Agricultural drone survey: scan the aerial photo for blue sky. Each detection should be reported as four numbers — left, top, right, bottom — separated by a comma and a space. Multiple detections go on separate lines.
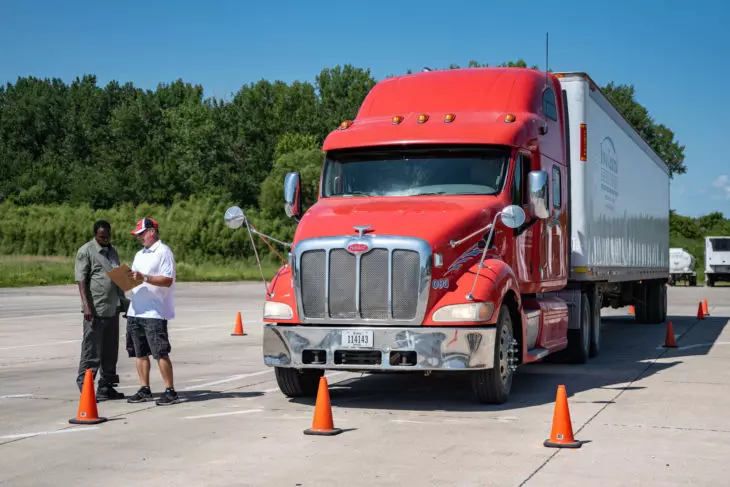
2, 0, 727, 217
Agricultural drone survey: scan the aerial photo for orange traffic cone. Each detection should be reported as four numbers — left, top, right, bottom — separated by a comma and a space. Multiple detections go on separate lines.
628, 305, 635, 315
663, 321, 677, 348
697, 302, 705, 320
702, 299, 710, 317
231, 311, 246, 336
544, 385, 581, 449
304, 376, 342, 436
69, 369, 107, 425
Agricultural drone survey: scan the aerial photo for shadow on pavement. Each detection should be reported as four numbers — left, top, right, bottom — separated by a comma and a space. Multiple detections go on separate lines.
288, 311, 728, 413
177, 390, 264, 403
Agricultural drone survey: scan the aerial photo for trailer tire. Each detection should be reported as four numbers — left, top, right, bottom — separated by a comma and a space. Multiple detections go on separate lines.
274, 367, 324, 398
470, 305, 515, 405
566, 292, 591, 364
589, 290, 601, 358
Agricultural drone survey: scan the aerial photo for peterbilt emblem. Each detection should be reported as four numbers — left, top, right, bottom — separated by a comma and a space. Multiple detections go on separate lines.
346, 242, 370, 254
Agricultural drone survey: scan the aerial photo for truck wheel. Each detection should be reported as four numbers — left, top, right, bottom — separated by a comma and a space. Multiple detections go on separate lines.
690, 276, 697, 287
566, 292, 590, 364
274, 367, 324, 398
470, 305, 516, 405
589, 290, 601, 358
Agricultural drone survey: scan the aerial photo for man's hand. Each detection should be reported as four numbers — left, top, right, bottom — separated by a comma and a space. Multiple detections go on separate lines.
83, 304, 93, 322
127, 270, 145, 282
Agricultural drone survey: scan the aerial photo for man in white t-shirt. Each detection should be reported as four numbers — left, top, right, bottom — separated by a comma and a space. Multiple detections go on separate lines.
124, 217, 179, 406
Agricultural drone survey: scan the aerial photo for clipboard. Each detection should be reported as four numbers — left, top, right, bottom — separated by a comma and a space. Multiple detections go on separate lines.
106, 264, 142, 292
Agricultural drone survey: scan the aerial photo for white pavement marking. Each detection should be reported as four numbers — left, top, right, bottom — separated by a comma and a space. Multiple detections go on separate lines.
185, 409, 263, 420
0, 394, 33, 399
0, 339, 79, 351
655, 341, 730, 351
0, 427, 99, 440
183, 370, 273, 390
0, 312, 81, 321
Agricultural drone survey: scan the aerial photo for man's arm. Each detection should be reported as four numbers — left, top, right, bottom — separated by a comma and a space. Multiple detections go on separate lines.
129, 249, 176, 288
74, 247, 92, 321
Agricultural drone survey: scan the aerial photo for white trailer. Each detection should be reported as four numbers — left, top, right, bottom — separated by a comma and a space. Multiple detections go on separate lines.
558, 72, 671, 324
705, 236, 730, 286
669, 247, 697, 286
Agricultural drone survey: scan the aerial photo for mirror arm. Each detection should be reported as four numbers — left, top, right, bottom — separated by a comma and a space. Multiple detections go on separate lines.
450, 223, 494, 248
466, 211, 503, 301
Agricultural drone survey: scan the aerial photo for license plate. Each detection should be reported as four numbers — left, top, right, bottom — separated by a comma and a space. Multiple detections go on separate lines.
341, 330, 374, 349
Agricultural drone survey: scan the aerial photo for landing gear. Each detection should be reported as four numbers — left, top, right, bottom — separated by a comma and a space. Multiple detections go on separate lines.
635, 279, 667, 324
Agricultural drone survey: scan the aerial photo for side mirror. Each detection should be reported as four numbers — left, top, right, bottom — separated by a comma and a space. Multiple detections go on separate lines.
527, 170, 549, 219
284, 171, 302, 222
224, 206, 246, 229
500, 205, 526, 229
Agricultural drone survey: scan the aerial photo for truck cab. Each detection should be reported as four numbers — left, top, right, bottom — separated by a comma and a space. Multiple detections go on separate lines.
705, 237, 730, 286
224, 67, 669, 405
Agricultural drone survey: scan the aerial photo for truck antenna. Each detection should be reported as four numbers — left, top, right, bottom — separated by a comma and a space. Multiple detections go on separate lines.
545, 31, 549, 84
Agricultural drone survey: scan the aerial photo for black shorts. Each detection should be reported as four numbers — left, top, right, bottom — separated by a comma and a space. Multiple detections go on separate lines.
126, 316, 171, 360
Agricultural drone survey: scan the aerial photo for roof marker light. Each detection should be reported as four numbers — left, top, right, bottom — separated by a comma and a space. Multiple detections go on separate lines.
418, 114, 429, 124
392, 115, 404, 125
444, 113, 456, 123
504, 114, 516, 123
339, 120, 353, 130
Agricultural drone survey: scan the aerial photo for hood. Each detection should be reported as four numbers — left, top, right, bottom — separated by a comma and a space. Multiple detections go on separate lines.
293, 196, 502, 250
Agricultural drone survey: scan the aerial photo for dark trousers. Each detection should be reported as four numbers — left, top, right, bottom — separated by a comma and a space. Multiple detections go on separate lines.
76, 314, 121, 391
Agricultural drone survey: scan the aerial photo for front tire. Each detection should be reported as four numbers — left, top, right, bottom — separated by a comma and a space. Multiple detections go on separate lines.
274, 367, 324, 398
470, 305, 516, 405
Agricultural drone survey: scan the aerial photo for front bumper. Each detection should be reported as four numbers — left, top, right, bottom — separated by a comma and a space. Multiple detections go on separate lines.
263, 325, 497, 371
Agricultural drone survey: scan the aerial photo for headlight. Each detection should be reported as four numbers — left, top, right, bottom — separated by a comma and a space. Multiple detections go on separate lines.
432, 302, 494, 322
263, 301, 293, 320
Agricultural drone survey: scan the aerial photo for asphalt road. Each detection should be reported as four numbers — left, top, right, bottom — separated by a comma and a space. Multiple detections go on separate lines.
0, 282, 728, 486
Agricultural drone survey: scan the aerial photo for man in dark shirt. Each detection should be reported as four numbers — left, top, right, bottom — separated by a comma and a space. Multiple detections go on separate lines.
74, 220, 127, 401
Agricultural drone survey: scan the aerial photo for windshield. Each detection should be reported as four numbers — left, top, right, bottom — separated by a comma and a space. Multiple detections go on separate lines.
710, 238, 730, 252
321, 145, 511, 197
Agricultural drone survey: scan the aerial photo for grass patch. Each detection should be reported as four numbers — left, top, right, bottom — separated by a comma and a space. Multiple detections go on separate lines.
0, 255, 282, 288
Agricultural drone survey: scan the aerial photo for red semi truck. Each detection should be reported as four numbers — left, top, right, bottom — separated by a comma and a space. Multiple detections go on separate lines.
225, 67, 670, 404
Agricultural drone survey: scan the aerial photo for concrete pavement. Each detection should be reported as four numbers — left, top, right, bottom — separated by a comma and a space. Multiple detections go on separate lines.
0, 283, 728, 486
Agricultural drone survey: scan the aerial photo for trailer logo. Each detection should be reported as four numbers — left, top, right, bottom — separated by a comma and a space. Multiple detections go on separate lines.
600, 137, 618, 207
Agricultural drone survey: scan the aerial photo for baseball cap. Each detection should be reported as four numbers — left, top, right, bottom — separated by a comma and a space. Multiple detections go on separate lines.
130, 217, 159, 235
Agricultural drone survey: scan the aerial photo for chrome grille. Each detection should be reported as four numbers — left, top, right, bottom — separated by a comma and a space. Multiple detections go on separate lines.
295, 235, 431, 325
301, 250, 326, 319
360, 249, 389, 319
328, 249, 357, 319
392, 250, 420, 319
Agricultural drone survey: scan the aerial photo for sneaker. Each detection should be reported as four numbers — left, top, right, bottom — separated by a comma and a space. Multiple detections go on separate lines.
127, 387, 153, 403
97, 386, 125, 401
155, 388, 180, 406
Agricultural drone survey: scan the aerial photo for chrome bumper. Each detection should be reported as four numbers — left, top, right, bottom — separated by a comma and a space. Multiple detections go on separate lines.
262, 325, 497, 371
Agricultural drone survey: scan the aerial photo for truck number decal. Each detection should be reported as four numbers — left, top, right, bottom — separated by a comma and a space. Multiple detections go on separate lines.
432, 278, 449, 289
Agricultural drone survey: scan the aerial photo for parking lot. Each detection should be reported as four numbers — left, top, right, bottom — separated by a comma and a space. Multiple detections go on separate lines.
1, 282, 729, 486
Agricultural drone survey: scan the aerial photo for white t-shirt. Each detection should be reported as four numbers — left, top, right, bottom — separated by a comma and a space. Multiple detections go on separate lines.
127, 240, 176, 320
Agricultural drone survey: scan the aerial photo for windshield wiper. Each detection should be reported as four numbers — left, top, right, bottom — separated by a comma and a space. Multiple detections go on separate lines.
338, 191, 371, 197
415, 191, 447, 196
